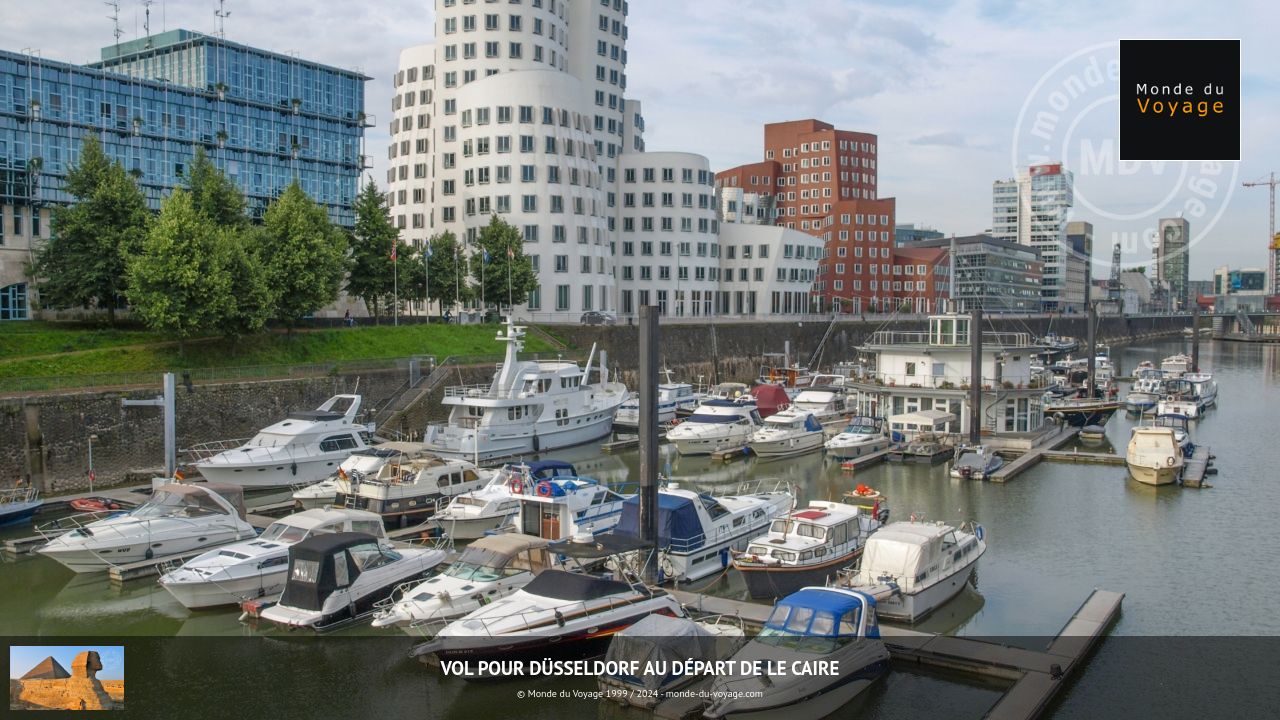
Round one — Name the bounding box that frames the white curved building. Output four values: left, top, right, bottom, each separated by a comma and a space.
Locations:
387, 44, 437, 315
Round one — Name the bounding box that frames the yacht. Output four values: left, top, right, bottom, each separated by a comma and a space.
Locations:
193, 395, 373, 488
949, 445, 1005, 480
1124, 372, 1166, 413
614, 374, 700, 429
510, 461, 633, 541
839, 519, 986, 623
599, 613, 747, 710
0, 486, 42, 527
785, 386, 853, 431
1161, 353, 1192, 378
422, 318, 628, 463
703, 587, 890, 720
1183, 372, 1218, 408
611, 482, 793, 583
1126, 427, 1184, 486
667, 399, 764, 456
749, 411, 825, 458
37, 483, 256, 573
336, 455, 488, 528
825, 416, 890, 459
158, 508, 389, 609
733, 500, 884, 600
1155, 379, 1207, 418
424, 461, 546, 539
370, 534, 553, 630
257, 531, 447, 631
409, 569, 686, 665
292, 444, 436, 510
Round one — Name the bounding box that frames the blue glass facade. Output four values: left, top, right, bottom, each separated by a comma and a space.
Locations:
0, 30, 369, 225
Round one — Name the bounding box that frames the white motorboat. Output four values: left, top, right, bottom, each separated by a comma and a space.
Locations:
425, 462, 537, 539
158, 508, 388, 609
0, 486, 42, 527
749, 411, 825, 458
1161, 353, 1192, 378
785, 385, 853, 431
1126, 426, 1184, 485
257, 531, 447, 631
614, 373, 700, 429
370, 534, 553, 630
291, 443, 436, 510
667, 399, 764, 456
599, 613, 747, 710
949, 445, 1005, 480
1124, 372, 1166, 413
336, 454, 487, 528
825, 416, 890, 459
703, 587, 890, 719
734, 499, 884, 600
839, 519, 986, 623
37, 483, 256, 573
1155, 378, 1207, 418
422, 318, 628, 463
612, 482, 793, 583
1154, 413, 1194, 456
409, 568, 686, 665
510, 461, 632, 541
1183, 372, 1218, 408
193, 395, 373, 488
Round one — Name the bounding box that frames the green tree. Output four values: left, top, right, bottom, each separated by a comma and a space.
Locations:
184, 147, 248, 227
214, 227, 274, 343
423, 231, 471, 318
35, 135, 148, 324
125, 190, 234, 348
467, 215, 539, 311
345, 181, 400, 321
260, 181, 347, 329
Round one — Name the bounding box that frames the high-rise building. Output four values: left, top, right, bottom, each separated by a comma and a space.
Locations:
717, 119, 897, 314
992, 163, 1084, 311
1066, 220, 1094, 306
910, 235, 1043, 313
0, 31, 369, 321
1155, 217, 1190, 311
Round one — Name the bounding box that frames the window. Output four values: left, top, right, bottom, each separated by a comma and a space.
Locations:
556, 285, 570, 311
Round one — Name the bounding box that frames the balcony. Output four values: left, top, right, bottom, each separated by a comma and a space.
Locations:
864, 330, 1036, 348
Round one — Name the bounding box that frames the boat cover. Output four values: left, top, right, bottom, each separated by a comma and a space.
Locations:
765, 587, 876, 638
154, 483, 246, 519
279, 531, 374, 611
750, 384, 790, 417
521, 569, 634, 601
614, 493, 705, 551
604, 614, 746, 692
526, 460, 577, 479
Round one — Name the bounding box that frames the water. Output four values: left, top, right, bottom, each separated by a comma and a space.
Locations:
4, 337, 1279, 718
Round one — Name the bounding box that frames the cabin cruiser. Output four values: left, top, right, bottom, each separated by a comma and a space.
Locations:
1126, 427, 1184, 486
749, 411, 825, 458
610, 482, 792, 583
158, 508, 388, 609
1161, 354, 1192, 378
703, 587, 890, 720
785, 386, 853, 431
1155, 378, 1209, 418
949, 445, 1005, 480
37, 483, 256, 573
371, 534, 553, 631
1182, 372, 1218, 408
257, 531, 446, 631
614, 375, 700, 429
409, 568, 686, 665
599, 613, 747, 710
424, 462, 545, 539
193, 395, 373, 488
336, 455, 487, 528
422, 318, 628, 463
667, 400, 764, 456
825, 416, 890, 459
510, 461, 632, 541
733, 500, 884, 599
292, 443, 436, 510
1124, 372, 1166, 413
1044, 395, 1122, 427
838, 519, 986, 623
0, 486, 42, 527
1154, 413, 1194, 456
1038, 333, 1080, 356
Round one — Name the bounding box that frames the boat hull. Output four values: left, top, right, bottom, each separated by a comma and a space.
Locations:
1127, 463, 1182, 486
38, 527, 252, 573
427, 512, 514, 540
420, 608, 670, 667
873, 555, 980, 623
0, 502, 42, 527
196, 456, 346, 488
737, 549, 861, 600
1046, 403, 1121, 427
824, 438, 890, 459
749, 433, 824, 458
669, 427, 754, 456
161, 568, 287, 609
425, 413, 620, 464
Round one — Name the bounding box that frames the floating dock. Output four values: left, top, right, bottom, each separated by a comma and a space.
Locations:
989, 428, 1080, 482
1180, 445, 1214, 488
668, 587, 1123, 720
601, 432, 667, 454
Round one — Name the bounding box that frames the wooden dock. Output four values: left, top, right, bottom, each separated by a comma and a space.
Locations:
1181, 445, 1214, 488
601, 432, 667, 454
1039, 449, 1126, 465
667, 587, 1123, 720
989, 428, 1080, 482
835, 447, 893, 471
710, 445, 752, 462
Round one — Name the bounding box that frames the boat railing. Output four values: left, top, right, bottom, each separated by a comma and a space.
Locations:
442, 383, 510, 400
0, 487, 39, 505
182, 438, 251, 462
34, 510, 240, 543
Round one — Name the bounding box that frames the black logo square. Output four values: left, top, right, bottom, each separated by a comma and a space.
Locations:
1119, 39, 1240, 161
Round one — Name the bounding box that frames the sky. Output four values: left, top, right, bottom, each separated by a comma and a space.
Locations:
9, 645, 125, 680
3, 0, 1277, 281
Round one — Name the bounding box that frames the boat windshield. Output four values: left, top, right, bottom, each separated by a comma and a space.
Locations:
442, 546, 522, 582
843, 421, 878, 435
768, 519, 825, 539
246, 432, 296, 448
686, 413, 739, 424
260, 522, 310, 543
757, 604, 862, 652
132, 489, 226, 518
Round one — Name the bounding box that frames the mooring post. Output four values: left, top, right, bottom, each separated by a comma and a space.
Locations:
969, 308, 982, 445
638, 306, 660, 584
1087, 303, 1097, 398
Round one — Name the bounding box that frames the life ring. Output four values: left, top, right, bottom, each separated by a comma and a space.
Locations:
1166, 456, 1175, 467
535, 481, 554, 497
508, 475, 524, 494
1166, 395, 1176, 401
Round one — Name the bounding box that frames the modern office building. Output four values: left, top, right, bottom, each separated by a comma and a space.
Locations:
908, 235, 1043, 313
1155, 217, 1190, 310
992, 163, 1083, 311
1066, 220, 1094, 305
0, 31, 370, 320
717, 119, 897, 314
894, 223, 944, 247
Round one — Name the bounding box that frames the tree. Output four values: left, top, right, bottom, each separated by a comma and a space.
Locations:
345, 181, 400, 321
35, 135, 148, 324
423, 231, 471, 317
125, 190, 234, 348
259, 181, 347, 329
467, 215, 539, 310
214, 227, 274, 343
184, 147, 248, 227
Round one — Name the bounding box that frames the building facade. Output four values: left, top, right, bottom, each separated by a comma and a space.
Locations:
0, 31, 369, 320
1155, 217, 1190, 311
894, 223, 944, 247
992, 163, 1083, 311
717, 223, 823, 316
909, 235, 1043, 313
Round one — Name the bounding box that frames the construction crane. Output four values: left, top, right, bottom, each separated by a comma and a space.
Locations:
1242, 172, 1278, 294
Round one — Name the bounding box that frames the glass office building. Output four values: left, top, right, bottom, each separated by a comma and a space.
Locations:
0, 30, 370, 320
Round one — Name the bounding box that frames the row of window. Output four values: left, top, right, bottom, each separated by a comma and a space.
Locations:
622, 166, 712, 186
619, 216, 717, 234
621, 191, 713, 209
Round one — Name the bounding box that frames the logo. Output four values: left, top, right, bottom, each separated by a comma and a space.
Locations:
1120, 39, 1240, 161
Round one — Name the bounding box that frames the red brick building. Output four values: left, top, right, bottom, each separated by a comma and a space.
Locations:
716, 119, 897, 313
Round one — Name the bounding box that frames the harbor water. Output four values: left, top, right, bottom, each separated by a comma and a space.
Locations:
4, 337, 1280, 718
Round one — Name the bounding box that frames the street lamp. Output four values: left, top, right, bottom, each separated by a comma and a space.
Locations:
88, 434, 99, 493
